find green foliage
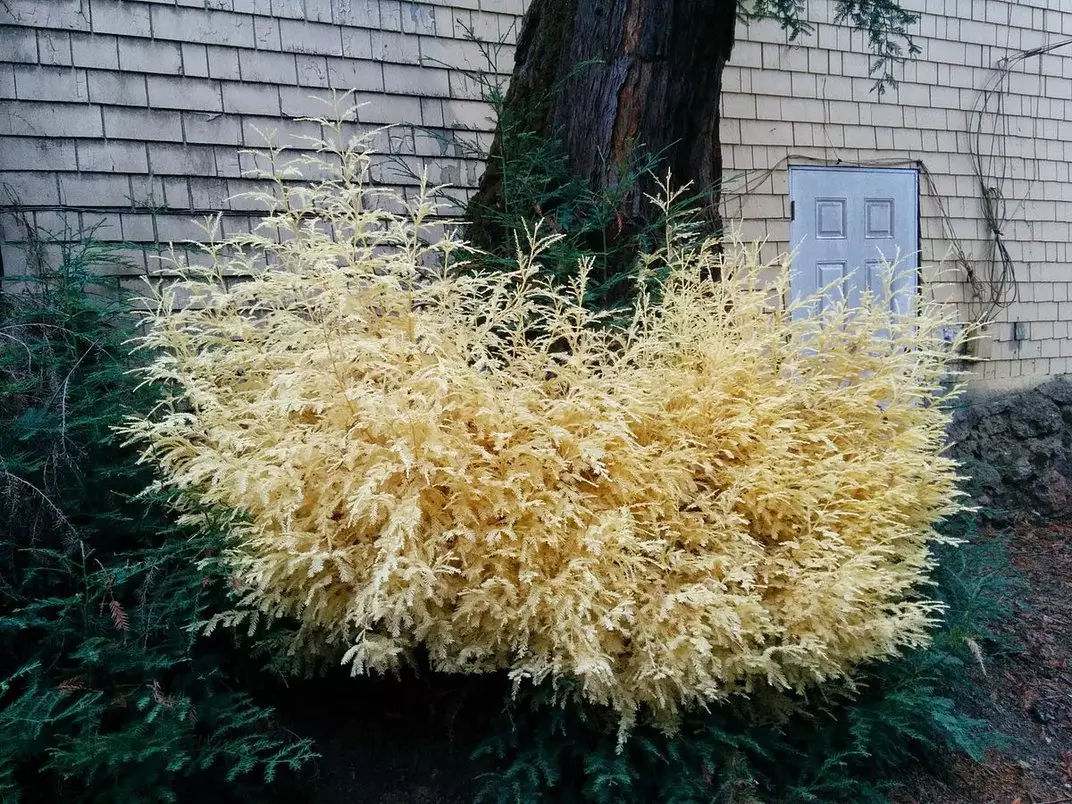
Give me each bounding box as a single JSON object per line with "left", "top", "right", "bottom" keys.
{"left": 829, "top": 0, "right": 923, "bottom": 91}
{"left": 473, "top": 514, "right": 1014, "bottom": 803}
{"left": 0, "top": 231, "right": 315, "bottom": 802}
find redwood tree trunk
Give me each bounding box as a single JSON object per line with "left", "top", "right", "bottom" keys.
{"left": 470, "top": 0, "right": 738, "bottom": 244}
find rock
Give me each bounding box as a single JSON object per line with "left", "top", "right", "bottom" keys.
{"left": 956, "top": 459, "right": 1001, "bottom": 493}
{"left": 1022, "top": 395, "right": 1063, "bottom": 435}
{"left": 949, "top": 406, "right": 972, "bottom": 425}
{"left": 946, "top": 419, "right": 972, "bottom": 444}
{"left": 1038, "top": 375, "right": 1072, "bottom": 405}
{"left": 1055, "top": 453, "right": 1072, "bottom": 476}
{"left": 1046, "top": 467, "right": 1072, "bottom": 511}
{"left": 1011, "top": 456, "right": 1035, "bottom": 481}
{"left": 979, "top": 414, "right": 1008, "bottom": 436}
{"left": 1010, "top": 415, "right": 1034, "bottom": 439}
{"left": 946, "top": 382, "right": 1072, "bottom": 519}
{"left": 1025, "top": 435, "right": 1062, "bottom": 459}
{"left": 980, "top": 396, "right": 1014, "bottom": 416}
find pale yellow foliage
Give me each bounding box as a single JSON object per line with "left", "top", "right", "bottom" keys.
{"left": 125, "top": 117, "right": 965, "bottom": 733}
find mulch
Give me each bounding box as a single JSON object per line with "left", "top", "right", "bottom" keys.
{"left": 893, "top": 520, "right": 1072, "bottom": 804}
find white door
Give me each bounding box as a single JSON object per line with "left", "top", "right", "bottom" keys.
{"left": 788, "top": 166, "right": 919, "bottom": 317}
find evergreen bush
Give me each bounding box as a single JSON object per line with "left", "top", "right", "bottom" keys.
{"left": 455, "top": 96, "right": 1013, "bottom": 798}
{"left": 0, "top": 228, "right": 315, "bottom": 802}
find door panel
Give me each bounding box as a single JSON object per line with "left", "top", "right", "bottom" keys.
{"left": 788, "top": 167, "right": 919, "bottom": 318}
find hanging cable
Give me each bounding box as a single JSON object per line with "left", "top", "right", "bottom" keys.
{"left": 965, "top": 36, "right": 1072, "bottom": 322}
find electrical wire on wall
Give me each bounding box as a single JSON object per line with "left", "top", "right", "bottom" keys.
{"left": 721, "top": 152, "right": 967, "bottom": 280}
{"left": 966, "top": 36, "right": 1072, "bottom": 323}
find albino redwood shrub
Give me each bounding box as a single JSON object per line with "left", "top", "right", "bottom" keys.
{"left": 126, "top": 116, "right": 965, "bottom": 733}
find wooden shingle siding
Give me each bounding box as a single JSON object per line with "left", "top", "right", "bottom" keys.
{"left": 719, "top": 0, "right": 1072, "bottom": 387}
{"left": 0, "top": 0, "right": 516, "bottom": 279}
{"left": 3, "top": 0, "right": 1072, "bottom": 388}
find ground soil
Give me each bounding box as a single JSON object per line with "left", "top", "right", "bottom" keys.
{"left": 892, "top": 520, "right": 1072, "bottom": 804}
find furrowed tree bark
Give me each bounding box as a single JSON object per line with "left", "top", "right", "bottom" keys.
{"left": 469, "top": 0, "right": 738, "bottom": 248}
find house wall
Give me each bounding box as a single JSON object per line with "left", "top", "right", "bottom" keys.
{"left": 720, "top": 0, "right": 1072, "bottom": 389}
{"left": 0, "top": 0, "right": 519, "bottom": 286}
{"left": 3, "top": 0, "right": 1071, "bottom": 389}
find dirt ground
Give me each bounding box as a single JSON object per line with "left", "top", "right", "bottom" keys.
{"left": 893, "top": 520, "right": 1072, "bottom": 804}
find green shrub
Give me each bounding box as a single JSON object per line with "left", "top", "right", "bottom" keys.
{"left": 0, "top": 230, "right": 315, "bottom": 802}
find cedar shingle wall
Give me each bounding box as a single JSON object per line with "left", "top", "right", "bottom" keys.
{"left": 0, "top": 0, "right": 520, "bottom": 283}
{"left": 720, "top": 0, "right": 1072, "bottom": 388}
{"left": 3, "top": 0, "right": 1072, "bottom": 389}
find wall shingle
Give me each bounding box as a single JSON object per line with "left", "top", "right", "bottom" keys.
{"left": 4, "top": 0, "right": 1069, "bottom": 389}
{"left": 720, "top": 0, "right": 1072, "bottom": 388}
